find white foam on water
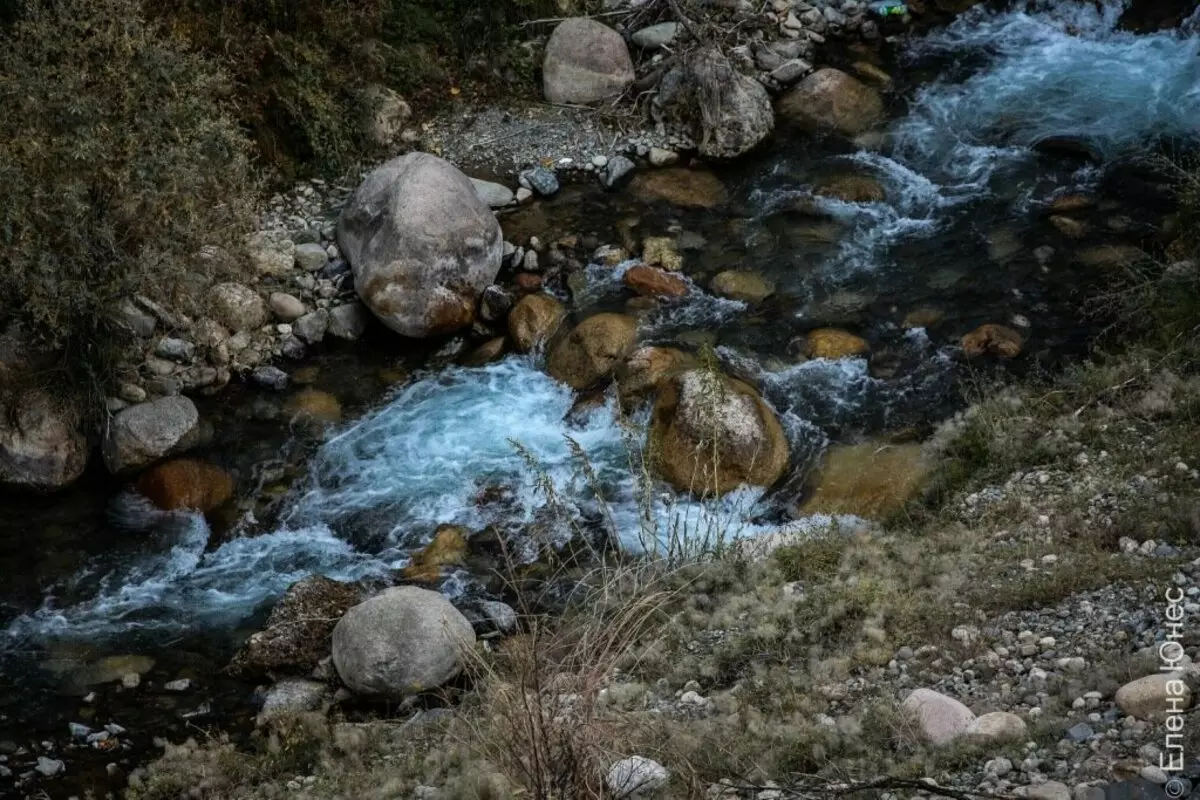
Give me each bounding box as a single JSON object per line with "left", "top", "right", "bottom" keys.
{"left": 4, "top": 359, "right": 806, "bottom": 644}
{"left": 4, "top": 517, "right": 390, "bottom": 642}
{"left": 578, "top": 258, "right": 748, "bottom": 336}
{"left": 896, "top": 1, "right": 1200, "bottom": 169}
{"left": 751, "top": 0, "right": 1200, "bottom": 276}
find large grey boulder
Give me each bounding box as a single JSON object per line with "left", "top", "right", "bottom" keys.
{"left": 332, "top": 586, "right": 476, "bottom": 698}
{"left": 653, "top": 47, "right": 774, "bottom": 159}
{"left": 0, "top": 390, "right": 88, "bottom": 491}
{"left": 337, "top": 153, "right": 503, "bottom": 339}
{"left": 543, "top": 18, "right": 635, "bottom": 105}
{"left": 102, "top": 396, "right": 200, "bottom": 474}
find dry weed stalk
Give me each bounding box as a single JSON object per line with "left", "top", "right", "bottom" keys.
{"left": 460, "top": 560, "right": 682, "bottom": 799}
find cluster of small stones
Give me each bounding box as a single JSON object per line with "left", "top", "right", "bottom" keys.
{"left": 109, "top": 180, "right": 372, "bottom": 412}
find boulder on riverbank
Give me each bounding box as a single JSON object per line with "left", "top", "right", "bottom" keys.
{"left": 650, "top": 368, "right": 789, "bottom": 496}
{"left": 653, "top": 46, "right": 774, "bottom": 160}
{"left": 337, "top": 153, "right": 503, "bottom": 339}
{"left": 102, "top": 396, "right": 202, "bottom": 474}
{"left": 542, "top": 18, "right": 634, "bottom": 105}
{"left": 0, "top": 389, "right": 88, "bottom": 492}
{"left": 332, "top": 586, "right": 475, "bottom": 698}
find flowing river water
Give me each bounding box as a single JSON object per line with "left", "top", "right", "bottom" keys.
{"left": 2, "top": 1, "right": 1198, "bottom": 794}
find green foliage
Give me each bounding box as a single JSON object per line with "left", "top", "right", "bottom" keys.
{"left": 0, "top": 0, "right": 255, "bottom": 400}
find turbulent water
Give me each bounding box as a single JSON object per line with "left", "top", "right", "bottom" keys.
{"left": 8, "top": 0, "right": 1200, "bottom": 646}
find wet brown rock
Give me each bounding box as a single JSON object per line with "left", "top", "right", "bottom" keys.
{"left": 508, "top": 293, "right": 566, "bottom": 353}
{"left": 962, "top": 323, "right": 1022, "bottom": 358}
{"left": 651, "top": 369, "right": 789, "bottom": 496}
{"left": 816, "top": 175, "right": 886, "bottom": 203}
{"left": 623, "top": 266, "right": 689, "bottom": 298}
{"left": 710, "top": 271, "right": 775, "bottom": 303}
{"left": 630, "top": 169, "right": 727, "bottom": 209}
{"left": 805, "top": 328, "right": 870, "bottom": 359}
{"left": 134, "top": 459, "right": 234, "bottom": 513}
{"left": 800, "top": 442, "right": 928, "bottom": 519}
{"left": 616, "top": 346, "right": 696, "bottom": 410}
{"left": 778, "top": 68, "right": 884, "bottom": 136}
{"left": 547, "top": 313, "right": 639, "bottom": 389}
{"left": 403, "top": 525, "right": 469, "bottom": 584}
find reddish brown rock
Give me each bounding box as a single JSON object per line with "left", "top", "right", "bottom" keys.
{"left": 134, "top": 459, "right": 233, "bottom": 513}
{"left": 962, "top": 324, "right": 1022, "bottom": 359}
{"left": 623, "top": 265, "right": 689, "bottom": 298}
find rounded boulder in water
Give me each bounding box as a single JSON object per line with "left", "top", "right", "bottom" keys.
{"left": 134, "top": 459, "right": 233, "bottom": 513}
{"left": 332, "top": 586, "right": 475, "bottom": 698}
{"left": 336, "top": 153, "right": 503, "bottom": 339}
{"left": 507, "top": 293, "right": 566, "bottom": 353}
{"left": 547, "top": 313, "right": 639, "bottom": 390}
{"left": 650, "top": 369, "right": 789, "bottom": 496}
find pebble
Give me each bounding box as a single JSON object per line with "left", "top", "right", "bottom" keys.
{"left": 35, "top": 756, "right": 64, "bottom": 777}
{"left": 164, "top": 679, "right": 192, "bottom": 692}
{"left": 520, "top": 167, "right": 559, "bottom": 197}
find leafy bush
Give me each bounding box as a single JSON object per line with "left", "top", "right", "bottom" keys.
{"left": 0, "top": 0, "right": 255, "bottom": 398}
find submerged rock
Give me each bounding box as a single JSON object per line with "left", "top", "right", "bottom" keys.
{"left": 230, "top": 575, "right": 365, "bottom": 676}
{"left": 962, "top": 323, "right": 1023, "bottom": 359}
{"left": 542, "top": 18, "right": 634, "bottom": 105}
{"left": 134, "top": 459, "right": 233, "bottom": 513}
{"left": 547, "top": 313, "right": 639, "bottom": 390}
{"left": 815, "top": 174, "right": 886, "bottom": 203}
{"left": 630, "top": 169, "right": 727, "bottom": 209}
{"left": 799, "top": 442, "right": 927, "bottom": 519}
{"left": 803, "top": 328, "right": 870, "bottom": 359}
{"left": 0, "top": 390, "right": 88, "bottom": 491}
{"left": 710, "top": 271, "right": 774, "bottom": 303}
{"left": 403, "top": 525, "right": 469, "bottom": 584}
{"left": 623, "top": 265, "right": 688, "bottom": 298}
{"left": 332, "top": 586, "right": 476, "bottom": 698}
{"left": 337, "top": 152, "right": 503, "bottom": 338}
{"left": 285, "top": 389, "right": 342, "bottom": 428}
{"left": 103, "top": 396, "right": 201, "bottom": 474}
{"left": 650, "top": 369, "right": 789, "bottom": 496}
{"left": 778, "top": 68, "right": 884, "bottom": 136}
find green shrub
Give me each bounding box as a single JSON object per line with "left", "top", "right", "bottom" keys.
{"left": 0, "top": 0, "right": 255, "bottom": 400}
